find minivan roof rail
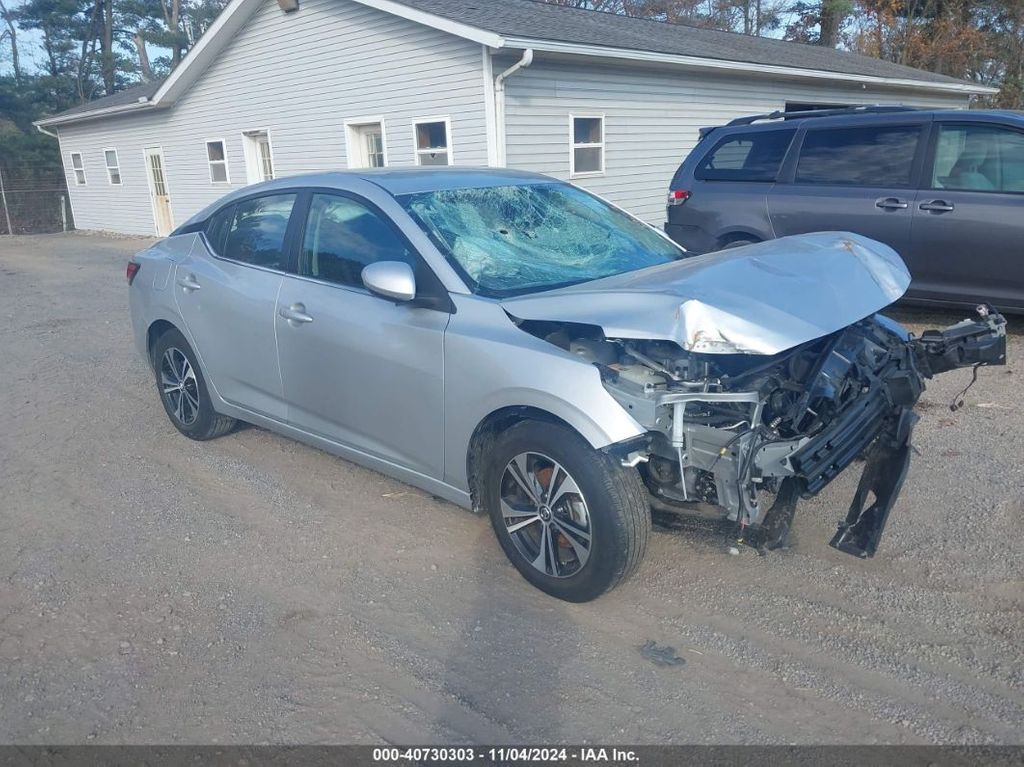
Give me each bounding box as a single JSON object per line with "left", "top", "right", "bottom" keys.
{"left": 724, "top": 104, "right": 922, "bottom": 127}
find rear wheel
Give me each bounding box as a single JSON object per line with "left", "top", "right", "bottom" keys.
{"left": 484, "top": 420, "right": 650, "bottom": 602}
{"left": 153, "top": 328, "right": 236, "bottom": 441}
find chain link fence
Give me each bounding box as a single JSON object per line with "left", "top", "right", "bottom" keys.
{"left": 0, "top": 162, "right": 75, "bottom": 235}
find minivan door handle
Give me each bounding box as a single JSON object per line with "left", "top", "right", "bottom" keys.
{"left": 279, "top": 303, "right": 314, "bottom": 325}
{"left": 919, "top": 199, "right": 955, "bottom": 212}
{"left": 874, "top": 197, "right": 909, "bottom": 210}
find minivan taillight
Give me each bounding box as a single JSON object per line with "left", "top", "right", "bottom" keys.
{"left": 126, "top": 261, "right": 140, "bottom": 285}
{"left": 667, "top": 190, "right": 691, "bottom": 206}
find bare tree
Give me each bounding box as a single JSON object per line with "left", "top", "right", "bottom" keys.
{"left": 0, "top": 0, "right": 20, "bottom": 84}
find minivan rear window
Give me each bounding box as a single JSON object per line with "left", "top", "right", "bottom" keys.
{"left": 695, "top": 129, "right": 795, "bottom": 182}
{"left": 796, "top": 125, "right": 921, "bottom": 187}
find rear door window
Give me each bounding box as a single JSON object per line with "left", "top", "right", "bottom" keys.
{"left": 219, "top": 193, "right": 297, "bottom": 269}
{"left": 695, "top": 129, "right": 795, "bottom": 181}
{"left": 204, "top": 204, "right": 234, "bottom": 255}
{"left": 931, "top": 123, "right": 1024, "bottom": 193}
{"left": 796, "top": 125, "right": 922, "bottom": 187}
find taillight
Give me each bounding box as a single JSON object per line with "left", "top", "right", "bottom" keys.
{"left": 668, "top": 190, "right": 691, "bottom": 206}
{"left": 126, "top": 261, "right": 141, "bottom": 285}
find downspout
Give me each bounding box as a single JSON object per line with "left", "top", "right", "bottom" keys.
{"left": 35, "top": 123, "right": 73, "bottom": 231}
{"left": 494, "top": 48, "right": 533, "bottom": 167}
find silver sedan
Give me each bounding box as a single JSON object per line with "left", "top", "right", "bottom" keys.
{"left": 128, "top": 168, "right": 1005, "bottom": 601}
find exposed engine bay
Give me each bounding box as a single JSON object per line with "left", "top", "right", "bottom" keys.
{"left": 519, "top": 306, "right": 1007, "bottom": 558}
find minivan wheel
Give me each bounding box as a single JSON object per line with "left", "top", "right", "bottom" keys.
{"left": 484, "top": 420, "right": 650, "bottom": 602}
{"left": 153, "top": 328, "right": 236, "bottom": 441}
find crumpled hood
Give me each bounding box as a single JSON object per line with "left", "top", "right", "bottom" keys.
{"left": 501, "top": 232, "right": 910, "bottom": 355}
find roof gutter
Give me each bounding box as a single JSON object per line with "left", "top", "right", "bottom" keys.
{"left": 500, "top": 37, "right": 999, "bottom": 96}
{"left": 493, "top": 48, "right": 534, "bottom": 166}
{"left": 34, "top": 98, "right": 156, "bottom": 129}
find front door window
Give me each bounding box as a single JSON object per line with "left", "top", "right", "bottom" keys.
{"left": 931, "top": 124, "right": 1024, "bottom": 193}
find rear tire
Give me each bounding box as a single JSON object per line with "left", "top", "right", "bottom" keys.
{"left": 152, "top": 328, "right": 236, "bottom": 441}
{"left": 483, "top": 420, "right": 650, "bottom": 602}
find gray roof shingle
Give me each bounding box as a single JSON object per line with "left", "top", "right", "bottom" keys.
{"left": 397, "top": 0, "right": 971, "bottom": 86}
{"left": 46, "top": 79, "right": 165, "bottom": 121}
{"left": 42, "top": 0, "right": 977, "bottom": 124}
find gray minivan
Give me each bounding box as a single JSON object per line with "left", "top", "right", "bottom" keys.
{"left": 665, "top": 106, "right": 1024, "bottom": 310}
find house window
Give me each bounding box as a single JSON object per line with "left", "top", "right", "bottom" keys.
{"left": 103, "top": 149, "right": 121, "bottom": 185}
{"left": 571, "top": 115, "right": 605, "bottom": 177}
{"left": 413, "top": 118, "right": 451, "bottom": 166}
{"left": 70, "top": 152, "right": 86, "bottom": 185}
{"left": 345, "top": 120, "right": 388, "bottom": 169}
{"left": 242, "top": 130, "right": 275, "bottom": 183}
{"left": 206, "top": 140, "right": 230, "bottom": 184}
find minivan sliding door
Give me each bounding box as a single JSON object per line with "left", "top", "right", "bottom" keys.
{"left": 768, "top": 121, "right": 929, "bottom": 274}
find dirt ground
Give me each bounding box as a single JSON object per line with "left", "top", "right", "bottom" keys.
{"left": 0, "top": 232, "right": 1021, "bottom": 745}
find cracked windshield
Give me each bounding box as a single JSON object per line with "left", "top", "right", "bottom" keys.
{"left": 400, "top": 183, "right": 684, "bottom": 297}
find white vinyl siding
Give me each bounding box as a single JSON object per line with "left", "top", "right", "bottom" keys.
{"left": 57, "top": 0, "right": 489, "bottom": 235}
{"left": 103, "top": 149, "right": 122, "bottom": 185}
{"left": 503, "top": 59, "right": 970, "bottom": 224}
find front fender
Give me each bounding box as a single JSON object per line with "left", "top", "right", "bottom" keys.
{"left": 442, "top": 297, "right": 645, "bottom": 491}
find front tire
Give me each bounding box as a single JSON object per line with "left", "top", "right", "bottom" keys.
{"left": 484, "top": 420, "right": 650, "bottom": 602}
{"left": 153, "top": 328, "right": 236, "bottom": 441}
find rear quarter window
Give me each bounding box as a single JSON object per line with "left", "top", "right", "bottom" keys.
{"left": 695, "top": 129, "right": 795, "bottom": 182}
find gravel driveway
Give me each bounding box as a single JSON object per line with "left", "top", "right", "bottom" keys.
{"left": 1, "top": 232, "right": 1021, "bottom": 745}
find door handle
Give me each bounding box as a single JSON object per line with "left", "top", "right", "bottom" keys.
{"left": 875, "top": 197, "right": 909, "bottom": 210}
{"left": 279, "top": 303, "right": 314, "bottom": 324}
{"left": 919, "top": 199, "right": 955, "bottom": 212}
{"left": 177, "top": 274, "right": 201, "bottom": 292}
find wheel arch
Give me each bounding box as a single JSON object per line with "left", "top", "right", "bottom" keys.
{"left": 146, "top": 318, "right": 181, "bottom": 366}
{"left": 466, "top": 406, "right": 581, "bottom": 514}
{"left": 716, "top": 230, "right": 763, "bottom": 249}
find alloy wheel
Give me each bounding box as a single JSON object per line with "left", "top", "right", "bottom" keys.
{"left": 499, "top": 452, "right": 593, "bottom": 578}
{"left": 160, "top": 347, "right": 200, "bottom": 426}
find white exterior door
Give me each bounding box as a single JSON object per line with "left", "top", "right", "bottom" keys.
{"left": 345, "top": 120, "right": 387, "bottom": 169}
{"left": 242, "top": 130, "right": 275, "bottom": 184}
{"left": 144, "top": 147, "right": 174, "bottom": 236}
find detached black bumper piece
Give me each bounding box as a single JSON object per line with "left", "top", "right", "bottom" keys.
{"left": 830, "top": 415, "right": 914, "bottom": 558}
{"left": 828, "top": 305, "right": 1006, "bottom": 559}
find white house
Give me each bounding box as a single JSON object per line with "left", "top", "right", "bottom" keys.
{"left": 35, "top": 0, "right": 996, "bottom": 236}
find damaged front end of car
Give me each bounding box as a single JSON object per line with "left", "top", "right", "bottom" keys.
{"left": 505, "top": 234, "right": 1007, "bottom": 558}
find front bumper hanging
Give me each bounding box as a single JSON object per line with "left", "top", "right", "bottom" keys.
{"left": 754, "top": 306, "right": 1006, "bottom": 559}
{"left": 829, "top": 306, "right": 1007, "bottom": 559}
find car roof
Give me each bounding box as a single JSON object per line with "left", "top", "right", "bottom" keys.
{"left": 712, "top": 108, "right": 1024, "bottom": 134}
{"left": 242, "top": 167, "right": 557, "bottom": 198}
{"left": 171, "top": 167, "right": 560, "bottom": 234}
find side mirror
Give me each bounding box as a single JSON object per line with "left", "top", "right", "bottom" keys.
{"left": 361, "top": 261, "right": 416, "bottom": 302}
